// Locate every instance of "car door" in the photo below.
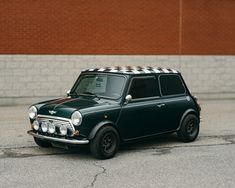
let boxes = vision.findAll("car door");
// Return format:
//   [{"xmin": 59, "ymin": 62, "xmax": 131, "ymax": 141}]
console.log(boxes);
[
  {"xmin": 158, "ymin": 74, "xmax": 189, "ymax": 131},
  {"xmin": 117, "ymin": 75, "xmax": 166, "ymax": 140}
]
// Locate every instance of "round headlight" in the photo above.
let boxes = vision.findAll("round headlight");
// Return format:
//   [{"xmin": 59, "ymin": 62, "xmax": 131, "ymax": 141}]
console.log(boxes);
[
  {"xmin": 71, "ymin": 111, "xmax": 82, "ymax": 126},
  {"xmin": 32, "ymin": 120, "xmax": 39, "ymax": 131},
  {"xmin": 60, "ymin": 125, "xmax": 67, "ymax": 136},
  {"xmin": 41, "ymin": 121, "xmax": 48, "ymax": 132},
  {"xmin": 48, "ymin": 122, "xmax": 55, "ymax": 134},
  {"xmin": 28, "ymin": 106, "xmax": 37, "ymax": 119}
]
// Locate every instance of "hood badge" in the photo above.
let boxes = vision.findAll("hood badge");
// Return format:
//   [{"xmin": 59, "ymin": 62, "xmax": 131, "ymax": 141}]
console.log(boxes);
[{"xmin": 49, "ymin": 110, "xmax": 57, "ymax": 115}]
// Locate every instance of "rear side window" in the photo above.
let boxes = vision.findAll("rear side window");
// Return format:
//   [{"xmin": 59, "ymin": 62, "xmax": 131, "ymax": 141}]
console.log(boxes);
[
  {"xmin": 160, "ymin": 75, "xmax": 185, "ymax": 96},
  {"xmin": 128, "ymin": 77, "xmax": 160, "ymax": 99}
]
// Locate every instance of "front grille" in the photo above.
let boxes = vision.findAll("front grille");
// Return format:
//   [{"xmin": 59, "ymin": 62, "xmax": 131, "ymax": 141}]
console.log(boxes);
[{"xmin": 37, "ymin": 116, "xmax": 74, "ymax": 136}]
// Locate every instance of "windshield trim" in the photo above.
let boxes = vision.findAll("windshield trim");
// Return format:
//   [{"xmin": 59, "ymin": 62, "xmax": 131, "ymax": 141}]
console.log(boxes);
[{"xmin": 71, "ymin": 73, "xmax": 127, "ymax": 100}]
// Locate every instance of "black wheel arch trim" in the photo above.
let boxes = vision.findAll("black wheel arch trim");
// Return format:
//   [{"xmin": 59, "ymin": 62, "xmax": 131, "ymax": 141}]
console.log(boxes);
[
  {"xmin": 88, "ymin": 120, "xmax": 119, "ymax": 140},
  {"xmin": 177, "ymin": 109, "xmax": 199, "ymax": 131}
]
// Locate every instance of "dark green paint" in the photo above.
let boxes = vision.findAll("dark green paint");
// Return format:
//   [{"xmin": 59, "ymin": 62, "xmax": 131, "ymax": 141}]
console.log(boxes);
[{"xmin": 31, "ymin": 72, "xmax": 200, "ymax": 143}]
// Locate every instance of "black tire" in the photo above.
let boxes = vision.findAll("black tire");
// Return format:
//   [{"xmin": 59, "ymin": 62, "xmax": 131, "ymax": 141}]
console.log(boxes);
[
  {"xmin": 90, "ymin": 126, "xmax": 120, "ymax": 159},
  {"xmin": 177, "ymin": 114, "xmax": 200, "ymax": 142},
  {"xmin": 34, "ymin": 137, "xmax": 52, "ymax": 148}
]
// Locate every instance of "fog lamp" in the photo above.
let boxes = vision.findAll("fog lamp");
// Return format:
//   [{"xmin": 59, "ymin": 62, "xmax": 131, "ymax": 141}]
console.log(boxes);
[
  {"xmin": 32, "ymin": 120, "xmax": 39, "ymax": 131},
  {"xmin": 60, "ymin": 125, "xmax": 67, "ymax": 136},
  {"xmin": 48, "ymin": 122, "xmax": 55, "ymax": 134},
  {"xmin": 41, "ymin": 122, "xmax": 48, "ymax": 132}
]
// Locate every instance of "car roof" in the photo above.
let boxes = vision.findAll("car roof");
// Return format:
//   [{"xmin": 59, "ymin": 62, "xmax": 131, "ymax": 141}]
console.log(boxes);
[{"xmin": 82, "ymin": 66, "xmax": 179, "ymax": 75}]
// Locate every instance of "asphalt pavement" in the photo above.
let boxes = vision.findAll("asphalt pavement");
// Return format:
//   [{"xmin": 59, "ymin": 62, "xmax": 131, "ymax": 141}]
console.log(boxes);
[{"xmin": 0, "ymin": 100, "xmax": 235, "ymax": 188}]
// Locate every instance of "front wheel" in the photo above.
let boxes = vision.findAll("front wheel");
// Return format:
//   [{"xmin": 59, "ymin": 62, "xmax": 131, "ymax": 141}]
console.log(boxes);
[
  {"xmin": 34, "ymin": 137, "xmax": 52, "ymax": 148},
  {"xmin": 90, "ymin": 126, "xmax": 120, "ymax": 159},
  {"xmin": 177, "ymin": 114, "xmax": 200, "ymax": 142}
]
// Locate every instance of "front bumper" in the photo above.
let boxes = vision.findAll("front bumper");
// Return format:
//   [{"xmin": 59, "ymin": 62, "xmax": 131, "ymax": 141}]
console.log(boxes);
[{"xmin": 27, "ymin": 130, "xmax": 89, "ymax": 145}]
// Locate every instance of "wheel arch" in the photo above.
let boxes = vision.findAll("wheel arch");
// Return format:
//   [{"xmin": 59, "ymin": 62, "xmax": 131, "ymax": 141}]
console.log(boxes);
[
  {"xmin": 177, "ymin": 109, "xmax": 199, "ymax": 131},
  {"xmin": 88, "ymin": 120, "xmax": 121, "ymax": 140}
]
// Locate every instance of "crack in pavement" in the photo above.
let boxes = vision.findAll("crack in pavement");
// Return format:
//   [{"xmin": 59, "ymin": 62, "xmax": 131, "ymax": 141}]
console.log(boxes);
[
  {"xmin": 0, "ymin": 148, "xmax": 74, "ymax": 159},
  {"xmin": 83, "ymin": 163, "xmax": 106, "ymax": 188},
  {"xmin": 120, "ymin": 134, "xmax": 235, "ymax": 151},
  {"xmin": 0, "ymin": 134, "xmax": 235, "ymax": 159},
  {"xmin": 0, "ymin": 145, "xmax": 37, "ymax": 150},
  {"xmin": 0, "ymin": 142, "xmax": 233, "ymax": 159},
  {"xmin": 0, "ymin": 147, "xmax": 84, "ymax": 159},
  {"xmin": 121, "ymin": 141, "xmax": 235, "ymax": 154},
  {"xmin": 200, "ymin": 134, "xmax": 235, "ymax": 139},
  {"xmin": 152, "ymin": 147, "xmax": 172, "ymax": 155}
]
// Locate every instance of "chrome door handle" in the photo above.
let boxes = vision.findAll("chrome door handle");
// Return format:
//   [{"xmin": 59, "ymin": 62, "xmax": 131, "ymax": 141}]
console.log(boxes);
[{"xmin": 157, "ymin": 104, "xmax": 165, "ymax": 108}]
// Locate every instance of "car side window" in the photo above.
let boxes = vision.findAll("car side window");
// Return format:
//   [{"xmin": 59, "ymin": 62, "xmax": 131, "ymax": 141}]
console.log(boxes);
[
  {"xmin": 128, "ymin": 77, "xmax": 160, "ymax": 99},
  {"xmin": 159, "ymin": 74, "xmax": 185, "ymax": 96}
]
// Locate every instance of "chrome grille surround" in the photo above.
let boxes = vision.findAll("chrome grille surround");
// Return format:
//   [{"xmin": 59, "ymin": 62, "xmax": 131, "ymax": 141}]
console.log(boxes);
[{"xmin": 37, "ymin": 115, "xmax": 75, "ymax": 136}]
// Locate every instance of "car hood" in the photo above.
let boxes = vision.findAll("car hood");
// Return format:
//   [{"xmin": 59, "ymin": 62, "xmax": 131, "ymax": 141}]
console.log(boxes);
[{"xmin": 36, "ymin": 97, "xmax": 114, "ymax": 118}]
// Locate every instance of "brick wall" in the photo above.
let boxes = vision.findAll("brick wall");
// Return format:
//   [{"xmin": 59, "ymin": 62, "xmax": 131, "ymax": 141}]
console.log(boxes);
[
  {"xmin": 0, "ymin": 55, "xmax": 234, "ymax": 105},
  {"xmin": 1, "ymin": 0, "xmax": 235, "ymax": 54}
]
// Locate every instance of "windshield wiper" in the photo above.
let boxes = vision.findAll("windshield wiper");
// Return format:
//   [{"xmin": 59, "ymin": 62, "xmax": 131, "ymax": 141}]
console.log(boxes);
[
  {"xmin": 69, "ymin": 91, "xmax": 100, "ymax": 99},
  {"xmin": 79, "ymin": 92, "xmax": 100, "ymax": 99}
]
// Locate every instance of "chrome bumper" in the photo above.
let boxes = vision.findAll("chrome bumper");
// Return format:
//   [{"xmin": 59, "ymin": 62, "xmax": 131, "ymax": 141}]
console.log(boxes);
[{"xmin": 27, "ymin": 130, "xmax": 89, "ymax": 145}]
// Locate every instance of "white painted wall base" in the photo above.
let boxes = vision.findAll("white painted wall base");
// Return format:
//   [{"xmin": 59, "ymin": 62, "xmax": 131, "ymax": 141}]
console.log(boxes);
[{"xmin": 0, "ymin": 55, "xmax": 234, "ymax": 105}]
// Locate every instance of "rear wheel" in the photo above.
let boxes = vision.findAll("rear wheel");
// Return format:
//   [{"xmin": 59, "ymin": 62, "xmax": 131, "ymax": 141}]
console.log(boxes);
[
  {"xmin": 90, "ymin": 126, "xmax": 120, "ymax": 159},
  {"xmin": 177, "ymin": 114, "xmax": 199, "ymax": 142},
  {"xmin": 34, "ymin": 137, "xmax": 52, "ymax": 148}
]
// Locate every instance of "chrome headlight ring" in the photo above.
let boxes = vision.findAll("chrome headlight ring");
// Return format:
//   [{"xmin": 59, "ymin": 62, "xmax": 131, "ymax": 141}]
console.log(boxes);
[
  {"xmin": 28, "ymin": 106, "xmax": 37, "ymax": 119},
  {"xmin": 71, "ymin": 111, "xmax": 82, "ymax": 126}
]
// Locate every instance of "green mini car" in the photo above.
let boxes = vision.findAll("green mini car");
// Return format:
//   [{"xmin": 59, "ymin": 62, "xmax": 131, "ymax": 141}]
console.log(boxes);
[{"xmin": 27, "ymin": 66, "xmax": 201, "ymax": 159}]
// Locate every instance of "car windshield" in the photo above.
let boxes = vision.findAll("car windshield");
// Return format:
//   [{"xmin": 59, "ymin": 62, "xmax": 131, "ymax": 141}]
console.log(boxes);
[{"xmin": 71, "ymin": 74, "xmax": 126, "ymax": 99}]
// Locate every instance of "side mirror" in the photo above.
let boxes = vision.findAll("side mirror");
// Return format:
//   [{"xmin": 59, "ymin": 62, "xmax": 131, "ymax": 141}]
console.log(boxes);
[
  {"xmin": 125, "ymin": 94, "xmax": 132, "ymax": 104},
  {"xmin": 66, "ymin": 90, "xmax": 71, "ymax": 97}
]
